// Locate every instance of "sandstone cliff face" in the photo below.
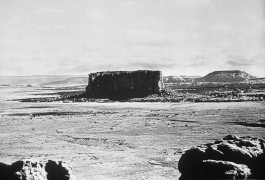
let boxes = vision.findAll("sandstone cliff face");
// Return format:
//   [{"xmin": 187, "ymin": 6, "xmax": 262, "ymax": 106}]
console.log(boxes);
[{"xmin": 86, "ymin": 70, "xmax": 164, "ymax": 99}]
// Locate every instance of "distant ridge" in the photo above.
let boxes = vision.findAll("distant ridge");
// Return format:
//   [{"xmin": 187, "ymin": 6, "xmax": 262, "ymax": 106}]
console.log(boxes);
[
  {"xmin": 0, "ymin": 75, "xmax": 71, "ymax": 85},
  {"xmin": 196, "ymin": 70, "xmax": 256, "ymax": 82},
  {"xmin": 40, "ymin": 77, "xmax": 88, "ymax": 86},
  {"xmin": 0, "ymin": 70, "xmax": 259, "ymax": 85},
  {"xmin": 0, "ymin": 75, "xmax": 85, "ymax": 85}
]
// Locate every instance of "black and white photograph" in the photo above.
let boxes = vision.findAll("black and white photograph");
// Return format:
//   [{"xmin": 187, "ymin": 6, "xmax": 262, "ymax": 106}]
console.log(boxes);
[{"xmin": 0, "ymin": 0, "xmax": 265, "ymax": 179}]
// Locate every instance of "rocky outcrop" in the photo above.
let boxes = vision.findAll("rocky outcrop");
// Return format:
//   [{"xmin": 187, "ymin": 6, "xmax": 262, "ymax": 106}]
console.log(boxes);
[
  {"xmin": 196, "ymin": 70, "xmax": 256, "ymax": 82},
  {"xmin": 86, "ymin": 70, "xmax": 164, "ymax": 99},
  {"xmin": 0, "ymin": 159, "xmax": 76, "ymax": 180},
  {"xmin": 178, "ymin": 135, "xmax": 265, "ymax": 180},
  {"xmin": 163, "ymin": 76, "xmax": 200, "ymax": 83}
]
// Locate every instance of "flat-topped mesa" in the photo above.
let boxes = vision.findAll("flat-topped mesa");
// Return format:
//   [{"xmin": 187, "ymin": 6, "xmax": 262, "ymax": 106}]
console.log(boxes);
[
  {"xmin": 197, "ymin": 70, "xmax": 256, "ymax": 82},
  {"xmin": 86, "ymin": 70, "xmax": 164, "ymax": 99}
]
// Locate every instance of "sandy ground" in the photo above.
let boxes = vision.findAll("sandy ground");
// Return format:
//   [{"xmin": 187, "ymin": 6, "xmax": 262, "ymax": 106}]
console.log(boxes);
[{"xmin": 0, "ymin": 87, "xmax": 265, "ymax": 180}]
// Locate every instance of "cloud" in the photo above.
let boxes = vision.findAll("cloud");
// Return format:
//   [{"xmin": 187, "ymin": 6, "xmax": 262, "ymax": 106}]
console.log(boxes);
[
  {"xmin": 125, "ymin": 29, "xmax": 167, "ymax": 46},
  {"xmin": 174, "ymin": 0, "xmax": 212, "ymax": 8},
  {"xmin": 70, "ymin": 62, "xmax": 119, "ymax": 74},
  {"xmin": 1, "ymin": 0, "xmax": 264, "ymax": 77},
  {"xmin": 68, "ymin": 58, "xmax": 177, "ymax": 74},
  {"xmin": 226, "ymin": 60, "xmax": 251, "ymax": 67},
  {"xmin": 0, "ymin": 44, "xmax": 21, "ymax": 53},
  {"xmin": 124, "ymin": 29, "xmax": 189, "ymax": 47},
  {"xmin": 124, "ymin": 0, "xmax": 136, "ymax": 7},
  {"xmin": 129, "ymin": 61, "xmax": 176, "ymax": 70},
  {"xmin": 85, "ymin": 8, "xmax": 107, "ymax": 21},
  {"xmin": 36, "ymin": 7, "xmax": 64, "ymax": 14}
]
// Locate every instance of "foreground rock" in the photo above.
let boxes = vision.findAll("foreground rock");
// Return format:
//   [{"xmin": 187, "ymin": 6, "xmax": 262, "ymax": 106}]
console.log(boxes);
[
  {"xmin": 86, "ymin": 70, "xmax": 164, "ymax": 99},
  {"xmin": 178, "ymin": 135, "xmax": 265, "ymax": 180},
  {"xmin": 0, "ymin": 159, "xmax": 76, "ymax": 180},
  {"xmin": 200, "ymin": 160, "xmax": 251, "ymax": 180}
]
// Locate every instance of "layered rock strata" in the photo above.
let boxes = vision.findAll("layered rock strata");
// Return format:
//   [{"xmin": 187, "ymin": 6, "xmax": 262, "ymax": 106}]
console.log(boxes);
[
  {"xmin": 86, "ymin": 70, "xmax": 164, "ymax": 99},
  {"xmin": 178, "ymin": 135, "xmax": 265, "ymax": 180}
]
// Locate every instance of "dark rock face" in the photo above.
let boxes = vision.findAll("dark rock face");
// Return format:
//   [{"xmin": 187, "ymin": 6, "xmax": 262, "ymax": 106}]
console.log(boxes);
[
  {"xmin": 86, "ymin": 70, "xmax": 164, "ymax": 99},
  {"xmin": 178, "ymin": 135, "xmax": 265, "ymax": 180},
  {"xmin": 0, "ymin": 159, "xmax": 76, "ymax": 180},
  {"xmin": 45, "ymin": 160, "xmax": 75, "ymax": 180}
]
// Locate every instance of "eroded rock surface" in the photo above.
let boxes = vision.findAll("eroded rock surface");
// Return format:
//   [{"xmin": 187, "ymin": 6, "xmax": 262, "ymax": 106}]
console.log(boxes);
[
  {"xmin": 86, "ymin": 70, "xmax": 164, "ymax": 99},
  {"xmin": 200, "ymin": 160, "xmax": 251, "ymax": 180},
  {"xmin": 0, "ymin": 159, "xmax": 76, "ymax": 180},
  {"xmin": 178, "ymin": 135, "xmax": 265, "ymax": 180}
]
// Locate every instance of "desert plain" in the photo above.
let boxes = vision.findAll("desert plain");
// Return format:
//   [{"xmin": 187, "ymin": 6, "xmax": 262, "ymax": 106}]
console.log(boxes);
[{"xmin": 0, "ymin": 86, "xmax": 265, "ymax": 180}]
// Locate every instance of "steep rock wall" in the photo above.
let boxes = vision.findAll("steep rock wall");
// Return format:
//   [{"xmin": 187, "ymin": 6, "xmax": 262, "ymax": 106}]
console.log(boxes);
[{"xmin": 86, "ymin": 70, "xmax": 164, "ymax": 99}]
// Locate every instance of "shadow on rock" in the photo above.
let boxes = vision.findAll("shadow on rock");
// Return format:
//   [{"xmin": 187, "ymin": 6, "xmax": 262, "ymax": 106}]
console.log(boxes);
[
  {"xmin": 45, "ymin": 160, "xmax": 75, "ymax": 180},
  {"xmin": 178, "ymin": 134, "xmax": 265, "ymax": 180}
]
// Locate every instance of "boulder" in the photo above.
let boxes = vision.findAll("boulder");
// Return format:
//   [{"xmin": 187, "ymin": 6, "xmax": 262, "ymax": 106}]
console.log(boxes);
[
  {"xmin": 178, "ymin": 148, "xmax": 205, "ymax": 180},
  {"xmin": 178, "ymin": 135, "xmax": 265, "ymax": 180},
  {"xmin": 45, "ymin": 160, "xmax": 76, "ymax": 180},
  {"xmin": 0, "ymin": 159, "xmax": 76, "ymax": 180}
]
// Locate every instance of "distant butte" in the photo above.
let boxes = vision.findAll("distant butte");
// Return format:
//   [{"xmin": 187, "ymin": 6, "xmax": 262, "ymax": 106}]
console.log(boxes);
[{"xmin": 196, "ymin": 70, "xmax": 256, "ymax": 82}]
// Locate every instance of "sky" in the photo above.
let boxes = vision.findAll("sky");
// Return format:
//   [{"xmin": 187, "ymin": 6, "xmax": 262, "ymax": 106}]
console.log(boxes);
[{"xmin": 0, "ymin": 0, "xmax": 265, "ymax": 77}]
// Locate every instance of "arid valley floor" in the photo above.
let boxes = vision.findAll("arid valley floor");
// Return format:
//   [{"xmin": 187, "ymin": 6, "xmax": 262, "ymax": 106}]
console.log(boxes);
[{"xmin": 0, "ymin": 86, "xmax": 265, "ymax": 180}]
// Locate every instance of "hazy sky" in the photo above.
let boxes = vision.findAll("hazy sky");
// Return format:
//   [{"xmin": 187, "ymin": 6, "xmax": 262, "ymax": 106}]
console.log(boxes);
[{"xmin": 1, "ymin": 0, "xmax": 265, "ymax": 77}]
